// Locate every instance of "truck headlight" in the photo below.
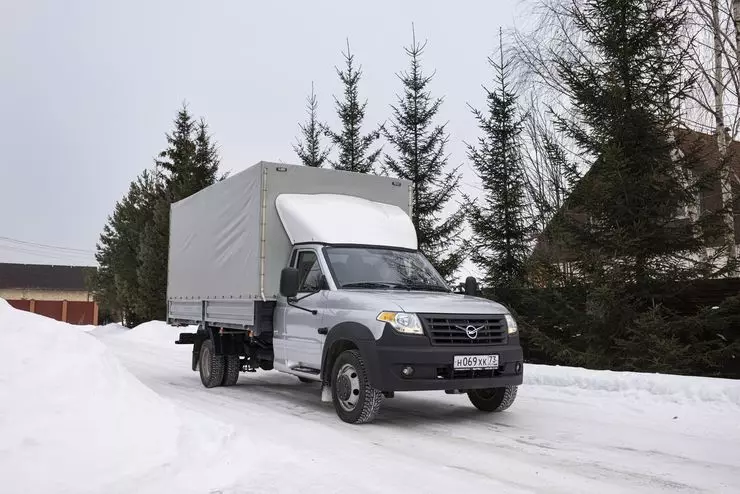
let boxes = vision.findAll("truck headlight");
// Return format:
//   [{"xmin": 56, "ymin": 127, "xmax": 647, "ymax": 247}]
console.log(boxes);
[
  {"xmin": 505, "ymin": 314, "xmax": 518, "ymax": 335},
  {"xmin": 377, "ymin": 311, "xmax": 424, "ymax": 335}
]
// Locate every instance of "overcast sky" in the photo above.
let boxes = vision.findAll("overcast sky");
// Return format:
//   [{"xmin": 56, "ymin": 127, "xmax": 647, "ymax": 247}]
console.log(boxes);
[{"xmin": 1, "ymin": 0, "xmax": 524, "ymax": 269}]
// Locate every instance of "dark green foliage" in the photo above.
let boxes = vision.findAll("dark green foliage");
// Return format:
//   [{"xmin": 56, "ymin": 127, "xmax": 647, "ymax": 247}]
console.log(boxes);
[
  {"xmin": 546, "ymin": 0, "xmax": 718, "ymax": 287},
  {"xmin": 512, "ymin": 0, "xmax": 737, "ymax": 376},
  {"xmin": 136, "ymin": 106, "xmax": 221, "ymax": 321},
  {"xmin": 467, "ymin": 39, "xmax": 531, "ymax": 289},
  {"xmin": 93, "ymin": 171, "xmax": 161, "ymax": 326},
  {"xmin": 509, "ymin": 284, "xmax": 740, "ymax": 378},
  {"xmin": 93, "ymin": 104, "xmax": 220, "ymax": 325},
  {"xmin": 157, "ymin": 110, "xmax": 220, "ymax": 200},
  {"xmin": 294, "ymin": 83, "xmax": 330, "ymax": 167},
  {"xmin": 383, "ymin": 32, "xmax": 465, "ymax": 280},
  {"xmin": 136, "ymin": 193, "xmax": 169, "ymax": 321},
  {"xmin": 323, "ymin": 42, "xmax": 381, "ymax": 173}
]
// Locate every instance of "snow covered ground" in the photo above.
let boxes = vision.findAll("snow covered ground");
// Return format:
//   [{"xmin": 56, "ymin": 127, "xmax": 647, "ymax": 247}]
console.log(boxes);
[{"xmin": 1, "ymin": 299, "xmax": 739, "ymax": 493}]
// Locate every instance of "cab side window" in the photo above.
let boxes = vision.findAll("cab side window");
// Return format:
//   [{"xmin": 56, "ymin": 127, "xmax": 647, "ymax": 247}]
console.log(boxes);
[{"xmin": 295, "ymin": 250, "xmax": 323, "ymax": 292}]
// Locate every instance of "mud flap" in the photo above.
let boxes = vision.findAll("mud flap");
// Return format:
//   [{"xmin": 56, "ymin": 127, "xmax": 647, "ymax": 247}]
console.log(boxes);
[{"xmin": 321, "ymin": 384, "xmax": 332, "ymax": 403}]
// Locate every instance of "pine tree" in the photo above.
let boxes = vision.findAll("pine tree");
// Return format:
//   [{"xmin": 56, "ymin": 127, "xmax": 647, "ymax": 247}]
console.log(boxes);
[
  {"xmin": 294, "ymin": 83, "xmax": 330, "ymax": 167},
  {"xmin": 324, "ymin": 41, "xmax": 381, "ymax": 173},
  {"xmin": 467, "ymin": 34, "xmax": 531, "ymax": 290},
  {"xmin": 383, "ymin": 30, "xmax": 465, "ymax": 280}
]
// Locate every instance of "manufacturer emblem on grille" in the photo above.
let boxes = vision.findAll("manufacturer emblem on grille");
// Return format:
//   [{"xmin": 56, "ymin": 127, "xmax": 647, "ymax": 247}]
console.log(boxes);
[{"xmin": 456, "ymin": 324, "xmax": 483, "ymax": 339}]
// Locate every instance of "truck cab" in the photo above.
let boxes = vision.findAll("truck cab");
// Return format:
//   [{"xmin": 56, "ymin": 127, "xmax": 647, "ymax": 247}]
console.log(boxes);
[{"xmin": 270, "ymin": 194, "xmax": 523, "ymax": 423}]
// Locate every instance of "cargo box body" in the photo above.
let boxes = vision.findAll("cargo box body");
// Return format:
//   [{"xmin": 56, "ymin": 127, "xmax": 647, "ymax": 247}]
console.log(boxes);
[{"xmin": 166, "ymin": 161, "xmax": 412, "ymax": 329}]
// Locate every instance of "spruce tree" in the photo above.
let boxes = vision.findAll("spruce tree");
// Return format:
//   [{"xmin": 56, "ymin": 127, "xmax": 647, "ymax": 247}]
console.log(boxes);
[
  {"xmin": 324, "ymin": 41, "xmax": 381, "ymax": 173},
  {"xmin": 294, "ymin": 83, "xmax": 330, "ymax": 167},
  {"xmin": 94, "ymin": 105, "xmax": 221, "ymax": 323},
  {"xmin": 467, "ymin": 36, "xmax": 530, "ymax": 290},
  {"xmin": 193, "ymin": 118, "xmax": 221, "ymax": 186},
  {"xmin": 383, "ymin": 31, "xmax": 465, "ymax": 280},
  {"xmin": 136, "ymin": 105, "xmax": 221, "ymax": 320},
  {"xmin": 93, "ymin": 170, "xmax": 160, "ymax": 326},
  {"xmin": 136, "ymin": 184, "xmax": 169, "ymax": 322},
  {"xmin": 521, "ymin": 0, "xmax": 729, "ymax": 370}
]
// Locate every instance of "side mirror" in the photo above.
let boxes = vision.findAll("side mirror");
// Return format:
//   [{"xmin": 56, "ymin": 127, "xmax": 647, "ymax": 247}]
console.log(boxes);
[
  {"xmin": 464, "ymin": 276, "xmax": 479, "ymax": 296},
  {"xmin": 280, "ymin": 267, "xmax": 300, "ymax": 298}
]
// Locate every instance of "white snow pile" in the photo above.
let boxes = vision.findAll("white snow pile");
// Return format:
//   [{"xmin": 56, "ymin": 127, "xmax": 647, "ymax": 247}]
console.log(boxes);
[
  {"xmin": 103, "ymin": 320, "xmax": 195, "ymax": 347},
  {"xmin": 525, "ymin": 362, "xmax": 740, "ymax": 406},
  {"xmin": 0, "ymin": 299, "xmax": 181, "ymax": 493}
]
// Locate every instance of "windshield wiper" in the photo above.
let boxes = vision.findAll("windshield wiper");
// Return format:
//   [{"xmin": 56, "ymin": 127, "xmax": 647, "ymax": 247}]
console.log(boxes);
[
  {"xmin": 394, "ymin": 283, "xmax": 451, "ymax": 293},
  {"xmin": 341, "ymin": 282, "xmax": 396, "ymax": 289},
  {"xmin": 341, "ymin": 281, "xmax": 450, "ymax": 292}
]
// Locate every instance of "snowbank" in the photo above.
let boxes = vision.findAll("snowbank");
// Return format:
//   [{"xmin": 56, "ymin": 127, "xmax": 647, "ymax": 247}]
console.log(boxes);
[
  {"xmin": 90, "ymin": 320, "xmax": 195, "ymax": 347},
  {"xmin": 525, "ymin": 363, "xmax": 740, "ymax": 406},
  {"xmin": 0, "ymin": 299, "xmax": 181, "ymax": 494}
]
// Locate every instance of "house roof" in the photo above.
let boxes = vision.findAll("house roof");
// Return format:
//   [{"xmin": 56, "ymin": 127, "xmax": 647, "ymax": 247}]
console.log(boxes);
[
  {"xmin": 677, "ymin": 128, "xmax": 740, "ymax": 174},
  {"xmin": 531, "ymin": 128, "xmax": 740, "ymax": 260},
  {"xmin": 0, "ymin": 263, "xmax": 96, "ymax": 291}
]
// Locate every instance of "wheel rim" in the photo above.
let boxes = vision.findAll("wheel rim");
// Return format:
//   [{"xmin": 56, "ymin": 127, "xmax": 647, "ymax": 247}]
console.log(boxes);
[
  {"xmin": 336, "ymin": 363, "xmax": 361, "ymax": 412},
  {"xmin": 202, "ymin": 345, "xmax": 211, "ymax": 380}
]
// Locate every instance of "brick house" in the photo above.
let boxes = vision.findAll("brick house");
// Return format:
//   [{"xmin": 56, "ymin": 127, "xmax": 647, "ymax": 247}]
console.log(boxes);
[{"xmin": 0, "ymin": 263, "xmax": 99, "ymax": 325}]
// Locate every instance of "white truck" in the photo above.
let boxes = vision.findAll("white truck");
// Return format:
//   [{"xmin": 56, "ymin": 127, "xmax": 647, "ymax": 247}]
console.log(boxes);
[{"xmin": 168, "ymin": 162, "xmax": 523, "ymax": 424}]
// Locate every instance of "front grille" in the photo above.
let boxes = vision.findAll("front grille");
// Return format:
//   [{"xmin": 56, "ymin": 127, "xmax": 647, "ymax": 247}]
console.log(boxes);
[{"xmin": 420, "ymin": 314, "xmax": 508, "ymax": 346}]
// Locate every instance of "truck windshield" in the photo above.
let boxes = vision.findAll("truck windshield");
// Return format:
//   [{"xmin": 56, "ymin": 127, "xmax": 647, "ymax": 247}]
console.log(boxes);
[{"xmin": 324, "ymin": 247, "xmax": 449, "ymax": 292}]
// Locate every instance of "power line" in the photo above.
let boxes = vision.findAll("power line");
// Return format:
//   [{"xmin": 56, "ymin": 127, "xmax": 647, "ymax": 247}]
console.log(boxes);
[
  {"xmin": 0, "ymin": 244, "xmax": 95, "ymax": 259},
  {"xmin": 0, "ymin": 236, "xmax": 95, "ymax": 254},
  {"xmin": 0, "ymin": 245, "xmax": 96, "ymax": 262}
]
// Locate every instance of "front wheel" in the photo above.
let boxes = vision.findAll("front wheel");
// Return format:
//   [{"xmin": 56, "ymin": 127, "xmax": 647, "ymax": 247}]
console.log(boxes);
[
  {"xmin": 468, "ymin": 385, "xmax": 518, "ymax": 412},
  {"xmin": 331, "ymin": 350, "xmax": 383, "ymax": 424}
]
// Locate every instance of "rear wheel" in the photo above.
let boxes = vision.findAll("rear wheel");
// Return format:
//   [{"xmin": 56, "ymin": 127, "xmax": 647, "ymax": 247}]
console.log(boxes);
[
  {"xmin": 222, "ymin": 355, "xmax": 240, "ymax": 386},
  {"xmin": 331, "ymin": 350, "xmax": 383, "ymax": 424},
  {"xmin": 199, "ymin": 339, "xmax": 225, "ymax": 388},
  {"xmin": 468, "ymin": 385, "xmax": 518, "ymax": 412}
]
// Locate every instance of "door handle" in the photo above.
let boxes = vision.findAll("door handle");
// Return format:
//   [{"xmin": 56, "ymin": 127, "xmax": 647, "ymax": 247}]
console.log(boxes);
[{"xmin": 317, "ymin": 327, "xmax": 328, "ymax": 335}]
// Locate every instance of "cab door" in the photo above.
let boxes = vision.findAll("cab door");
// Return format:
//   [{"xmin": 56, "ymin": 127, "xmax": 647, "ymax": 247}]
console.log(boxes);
[{"xmin": 282, "ymin": 248, "xmax": 328, "ymax": 371}]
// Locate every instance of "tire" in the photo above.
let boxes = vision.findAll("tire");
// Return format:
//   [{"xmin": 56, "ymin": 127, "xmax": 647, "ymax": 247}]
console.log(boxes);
[
  {"xmin": 221, "ymin": 355, "xmax": 240, "ymax": 386},
  {"xmin": 468, "ymin": 385, "xmax": 518, "ymax": 412},
  {"xmin": 199, "ymin": 339, "xmax": 225, "ymax": 388},
  {"xmin": 298, "ymin": 376, "xmax": 314, "ymax": 384},
  {"xmin": 331, "ymin": 349, "xmax": 383, "ymax": 424}
]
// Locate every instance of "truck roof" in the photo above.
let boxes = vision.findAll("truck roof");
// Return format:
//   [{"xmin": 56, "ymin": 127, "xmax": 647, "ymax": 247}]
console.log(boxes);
[{"xmin": 275, "ymin": 193, "xmax": 417, "ymax": 250}]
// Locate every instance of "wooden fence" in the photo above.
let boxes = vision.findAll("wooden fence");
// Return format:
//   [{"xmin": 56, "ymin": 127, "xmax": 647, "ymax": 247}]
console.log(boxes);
[{"xmin": 7, "ymin": 299, "xmax": 98, "ymax": 325}]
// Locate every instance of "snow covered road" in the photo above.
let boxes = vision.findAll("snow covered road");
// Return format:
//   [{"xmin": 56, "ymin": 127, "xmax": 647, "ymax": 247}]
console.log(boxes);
[
  {"xmin": 92, "ymin": 322, "xmax": 740, "ymax": 494},
  {"xmin": 2, "ymin": 299, "xmax": 739, "ymax": 494}
]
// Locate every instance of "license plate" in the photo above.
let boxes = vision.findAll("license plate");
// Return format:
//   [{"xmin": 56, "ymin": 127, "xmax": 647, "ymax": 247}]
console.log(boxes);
[{"xmin": 454, "ymin": 354, "xmax": 499, "ymax": 370}]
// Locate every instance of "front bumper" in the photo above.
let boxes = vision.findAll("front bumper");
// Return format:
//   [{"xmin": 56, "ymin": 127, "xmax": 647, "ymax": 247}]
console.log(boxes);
[{"xmin": 365, "ymin": 325, "xmax": 524, "ymax": 392}]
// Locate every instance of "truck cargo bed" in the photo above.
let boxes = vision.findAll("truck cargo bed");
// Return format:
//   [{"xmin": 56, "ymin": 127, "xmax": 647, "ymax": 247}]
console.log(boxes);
[{"xmin": 168, "ymin": 299, "xmax": 276, "ymax": 333}]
